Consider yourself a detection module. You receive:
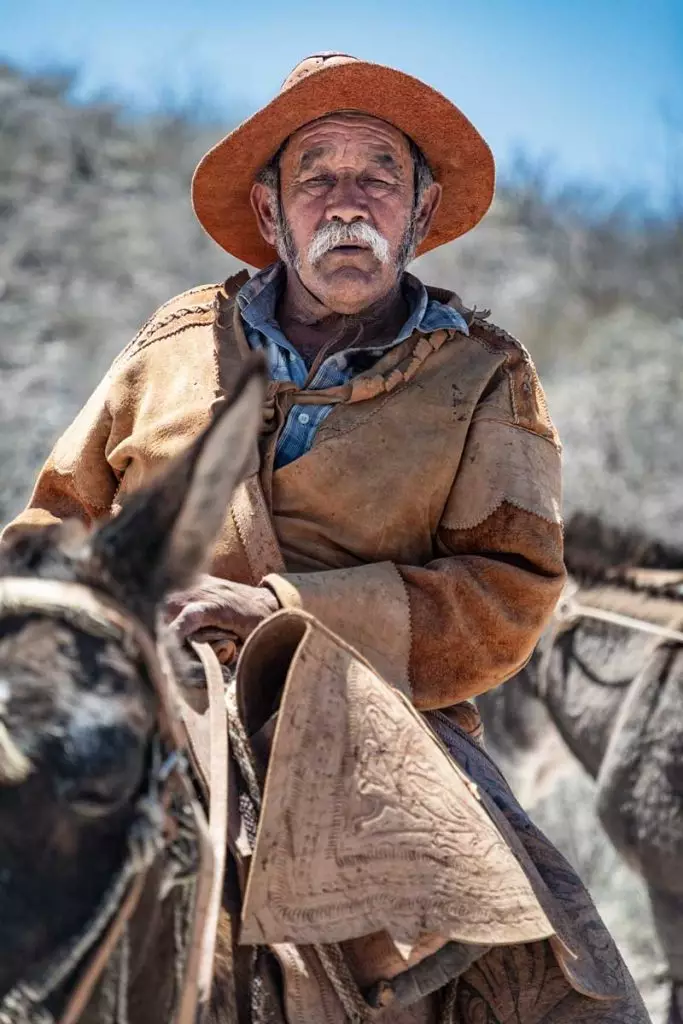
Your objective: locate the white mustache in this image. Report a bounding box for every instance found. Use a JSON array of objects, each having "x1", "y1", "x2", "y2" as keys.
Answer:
[{"x1": 306, "y1": 221, "x2": 391, "y2": 266}]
